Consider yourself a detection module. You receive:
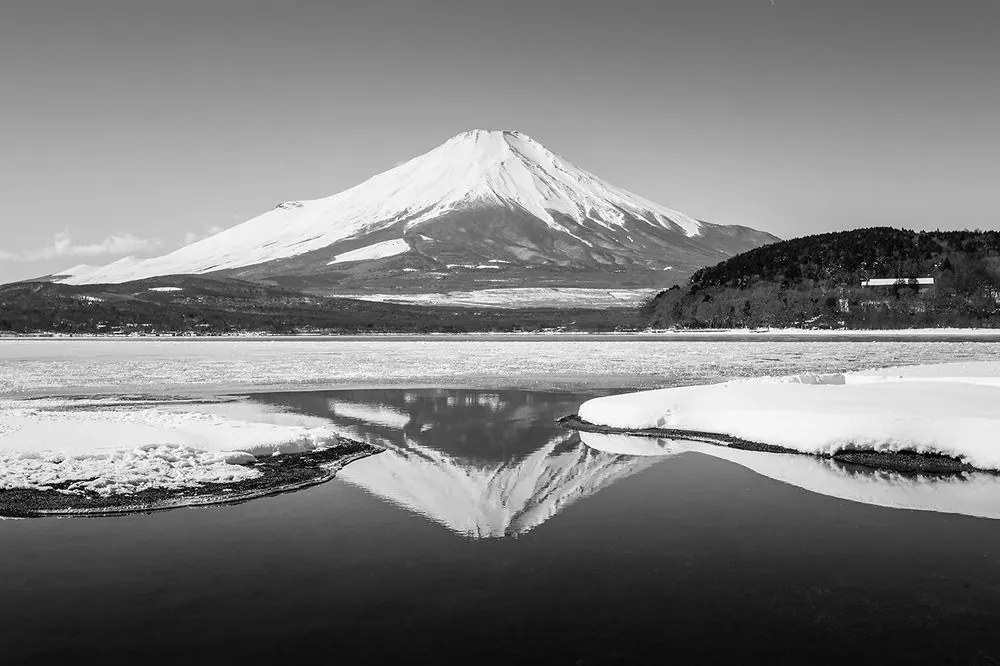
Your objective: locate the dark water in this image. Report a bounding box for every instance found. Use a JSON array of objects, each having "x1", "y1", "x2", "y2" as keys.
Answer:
[{"x1": 2, "y1": 389, "x2": 1000, "y2": 665}]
